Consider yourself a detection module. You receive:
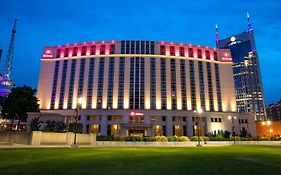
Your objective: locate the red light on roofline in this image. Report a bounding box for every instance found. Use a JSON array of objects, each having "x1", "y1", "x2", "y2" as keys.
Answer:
[
  {"x1": 161, "y1": 41, "x2": 164, "y2": 44},
  {"x1": 170, "y1": 42, "x2": 174, "y2": 45},
  {"x1": 83, "y1": 42, "x2": 86, "y2": 45},
  {"x1": 102, "y1": 41, "x2": 105, "y2": 44},
  {"x1": 111, "y1": 40, "x2": 115, "y2": 43},
  {"x1": 92, "y1": 41, "x2": 95, "y2": 44},
  {"x1": 189, "y1": 44, "x2": 192, "y2": 47},
  {"x1": 74, "y1": 43, "x2": 77, "y2": 46}
]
